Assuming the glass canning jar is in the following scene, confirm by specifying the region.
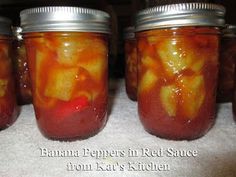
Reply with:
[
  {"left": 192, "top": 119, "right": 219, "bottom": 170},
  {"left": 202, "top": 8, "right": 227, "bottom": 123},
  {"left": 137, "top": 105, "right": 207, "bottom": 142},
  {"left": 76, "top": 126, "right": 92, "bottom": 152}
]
[
  {"left": 20, "top": 7, "right": 110, "bottom": 140},
  {"left": 12, "top": 27, "right": 32, "bottom": 105},
  {"left": 135, "top": 3, "right": 225, "bottom": 140},
  {"left": 217, "top": 25, "right": 236, "bottom": 103},
  {"left": 124, "top": 26, "right": 137, "bottom": 101},
  {"left": 0, "top": 17, "right": 19, "bottom": 130}
]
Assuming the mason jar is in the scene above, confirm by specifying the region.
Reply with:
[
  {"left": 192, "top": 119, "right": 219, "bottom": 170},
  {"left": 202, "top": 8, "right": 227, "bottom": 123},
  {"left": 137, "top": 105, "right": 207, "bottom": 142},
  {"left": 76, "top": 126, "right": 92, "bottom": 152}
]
[
  {"left": 135, "top": 3, "right": 225, "bottom": 140},
  {"left": 217, "top": 25, "right": 236, "bottom": 103},
  {"left": 0, "top": 17, "right": 19, "bottom": 130},
  {"left": 20, "top": 7, "right": 110, "bottom": 140},
  {"left": 12, "top": 27, "right": 32, "bottom": 105},
  {"left": 124, "top": 26, "right": 137, "bottom": 101}
]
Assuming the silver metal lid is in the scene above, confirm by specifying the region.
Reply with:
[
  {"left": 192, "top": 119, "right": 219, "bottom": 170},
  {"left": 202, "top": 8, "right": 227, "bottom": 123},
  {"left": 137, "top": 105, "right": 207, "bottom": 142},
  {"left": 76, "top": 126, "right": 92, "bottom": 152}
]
[
  {"left": 0, "top": 17, "right": 12, "bottom": 36},
  {"left": 124, "top": 26, "right": 135, "bottom": 39},
  {"left": 20, "top": 6, "right": 111, "bottom": 34},
  {"left": 12, "top": 26, "right": 23, "bottom": 40},
  {"left": 135, "top": 3, "right": 226, "bottom": 32},
  {"left": 222, "top": 24, "right": 236, "bottom": 37}
]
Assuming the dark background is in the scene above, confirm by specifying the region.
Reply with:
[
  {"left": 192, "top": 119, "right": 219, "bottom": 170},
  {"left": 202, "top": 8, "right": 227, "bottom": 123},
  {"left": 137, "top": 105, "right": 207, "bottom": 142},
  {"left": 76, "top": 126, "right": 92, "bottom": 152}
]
[{"left": 0, "top": 0, "right": 235, "bottom": 78}]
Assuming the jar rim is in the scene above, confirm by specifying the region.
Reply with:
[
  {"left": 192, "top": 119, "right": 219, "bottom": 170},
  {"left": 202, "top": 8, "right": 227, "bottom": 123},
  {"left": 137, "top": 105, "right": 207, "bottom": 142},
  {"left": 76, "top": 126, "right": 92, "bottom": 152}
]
[
  {"left": 124, "top": 26, "right": 135, "bottom": 39},
  {"left": 223, "top": 24, "right": 236, "bottom": 37},
  {"left": 20, "top": 6, "right": 111, "bottom": 34},
  {"left": 12, "top": 26, "right": 23, "bottom": 40},
  {"left": 0, "top": 17, "right": 12, "bottom": 36},
  {"left": 135, "top": 3, "right": 225, "bottom": 32}
]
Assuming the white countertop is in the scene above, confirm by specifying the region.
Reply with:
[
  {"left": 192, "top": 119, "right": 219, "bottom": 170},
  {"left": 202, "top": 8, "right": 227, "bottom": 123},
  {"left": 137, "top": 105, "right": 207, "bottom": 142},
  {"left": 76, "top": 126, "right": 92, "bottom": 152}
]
[{"left": 0, "top": 79, "right": 236, "bottom": 177}]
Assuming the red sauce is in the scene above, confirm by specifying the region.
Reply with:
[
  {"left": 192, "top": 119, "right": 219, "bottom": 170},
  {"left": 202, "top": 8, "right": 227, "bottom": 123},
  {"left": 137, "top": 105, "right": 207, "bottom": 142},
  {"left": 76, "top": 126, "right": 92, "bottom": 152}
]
[
  {"left": 0, "top": 36, "right": 19, "bottom": 130},
  {"left": 136, "top": 27, "right": 219, "bottom": 140},
  {"left": 124, "top": 39, "right": 137, "bottom": 101},
  {"left": 24, "top": 32, "right": 108, "bottom": 140}
]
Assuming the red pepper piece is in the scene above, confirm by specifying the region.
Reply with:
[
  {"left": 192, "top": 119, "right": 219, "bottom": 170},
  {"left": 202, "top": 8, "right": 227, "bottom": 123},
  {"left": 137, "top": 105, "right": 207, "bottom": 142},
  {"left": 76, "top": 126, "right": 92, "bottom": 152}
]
[{"left": 53, "top": 96, "right": 89, "bottom": 120}]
